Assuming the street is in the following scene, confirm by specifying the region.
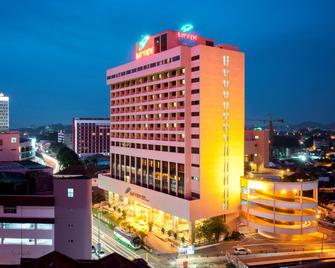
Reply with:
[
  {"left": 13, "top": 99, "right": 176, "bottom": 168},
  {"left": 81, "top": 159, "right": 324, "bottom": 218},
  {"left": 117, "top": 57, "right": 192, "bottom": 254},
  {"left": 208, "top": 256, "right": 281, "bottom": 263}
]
[
  {"left": 41, "top": 153, "right": 60, "bottom": 174},
  {"left": 92, "top": 218, "right": 174, "bottom": 267},
  {"left": 92, "top": 218, "right": 335, "bottom": 267}
]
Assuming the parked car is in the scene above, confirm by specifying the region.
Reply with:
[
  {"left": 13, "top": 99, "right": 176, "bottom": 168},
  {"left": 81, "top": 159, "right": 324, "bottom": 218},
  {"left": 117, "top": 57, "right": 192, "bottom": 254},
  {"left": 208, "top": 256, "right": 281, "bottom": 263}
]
[{"left": 233, "top": 246, "right": 251, "bottom": 255}]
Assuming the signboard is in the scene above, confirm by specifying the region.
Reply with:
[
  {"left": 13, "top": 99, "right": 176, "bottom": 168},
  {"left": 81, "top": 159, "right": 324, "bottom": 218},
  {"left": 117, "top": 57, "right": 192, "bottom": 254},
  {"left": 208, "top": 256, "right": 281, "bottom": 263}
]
[
  {"left": 177, "top": 24, "right": 198, "bottom": 42},
  {"left": 178, "top": 245, "right": 195, "bottom": 255},
  {"left": 135, "top": 35, "right": 154, "bottom": 60}
]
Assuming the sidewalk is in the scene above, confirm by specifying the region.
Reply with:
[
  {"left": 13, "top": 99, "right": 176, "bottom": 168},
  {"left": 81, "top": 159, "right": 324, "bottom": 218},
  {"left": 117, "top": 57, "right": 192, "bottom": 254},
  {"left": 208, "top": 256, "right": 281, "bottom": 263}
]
[
  {"left": 145, "top": 233, "right": 177, "bottom": 254},
  {"left": 175, "top": 248, "right": 335, "bottom": 267}
]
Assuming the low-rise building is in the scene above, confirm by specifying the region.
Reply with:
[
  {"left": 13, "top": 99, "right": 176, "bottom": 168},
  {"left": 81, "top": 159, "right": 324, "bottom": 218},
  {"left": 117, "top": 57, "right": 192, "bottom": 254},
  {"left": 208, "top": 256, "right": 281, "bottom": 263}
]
[
  {"left": 0, "top": 130, "right": 20, "bottom": 161},
  {"left": 0, "top": 167, "right": 92, "bottom": 265},
  {"left": 241, "top": 171, "right": 318, "bottom": 236},
  {"left": 20, "top": 138, "right": 36, "bottom": 160},
  {"left": 245, "top": 129, "right": 270, "bottom": 171}
]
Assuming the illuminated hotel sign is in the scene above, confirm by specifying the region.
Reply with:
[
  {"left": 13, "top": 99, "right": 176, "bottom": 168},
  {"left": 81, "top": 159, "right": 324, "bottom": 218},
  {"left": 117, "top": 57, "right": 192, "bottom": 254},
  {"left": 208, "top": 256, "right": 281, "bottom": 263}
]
[
  {"left": 177, "top": 23, "right": 198, "bottom": 41},
  {"left": 129, "top": 191, "right": 149, "bottom": 202},
  {"left": 135, "top": 35, "right": 154, "bottom": 60}
]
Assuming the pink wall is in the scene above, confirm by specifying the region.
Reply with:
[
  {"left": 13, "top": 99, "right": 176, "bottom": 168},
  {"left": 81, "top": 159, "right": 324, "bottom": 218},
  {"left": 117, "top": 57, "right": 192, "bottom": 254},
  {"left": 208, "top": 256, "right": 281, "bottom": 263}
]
[
  {"left": 0, "top": 131, "right": 20, "bottom": 161},
  {"left": 54, "top": 176, "right": 92, "bottom": 260},
  {"left": 245, "top": 129, "right": 270, "bottom": 169}
]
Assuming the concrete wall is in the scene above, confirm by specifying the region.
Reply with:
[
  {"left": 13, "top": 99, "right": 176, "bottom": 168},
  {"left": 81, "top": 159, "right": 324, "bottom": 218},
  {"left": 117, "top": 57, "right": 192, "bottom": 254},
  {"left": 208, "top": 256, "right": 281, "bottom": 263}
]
[{"left": 54, "top": 176, "right": 92, "bottom": 260}]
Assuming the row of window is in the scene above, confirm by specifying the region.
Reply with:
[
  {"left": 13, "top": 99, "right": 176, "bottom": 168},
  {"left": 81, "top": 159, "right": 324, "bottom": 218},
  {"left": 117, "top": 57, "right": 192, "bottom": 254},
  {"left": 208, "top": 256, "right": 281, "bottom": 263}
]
[
  {"left": 107, "top": 56, "right": 181, "bottom": 81},
  {"left": 0, "top": 238, "right": 53, "bottom": 246},
  {"left": 111, "top": 132, "right": 185, "bottom": 142},
  {"left": 0, "top": 223, "right": 53, "bottom": 230},
  {"left": 111, "top": 99, "right": 200, "bottom": 115},
  {"left": 111, "top": 89, "right": 185, "bottom": 105},
  {"left": 111, "top": 154, "right": 186, "bottom": 198},
  {"left": 111, "top": 122, "right": 185, "bottom": 130},
  {"left": 111, "top": 112, "right": 185, "bottom": 122},
  {"left": 111, "top": 101, "right": 186, "bottom": 114},
  {"left": 112, "top": 141, "right": 200, "bottom": 153}
]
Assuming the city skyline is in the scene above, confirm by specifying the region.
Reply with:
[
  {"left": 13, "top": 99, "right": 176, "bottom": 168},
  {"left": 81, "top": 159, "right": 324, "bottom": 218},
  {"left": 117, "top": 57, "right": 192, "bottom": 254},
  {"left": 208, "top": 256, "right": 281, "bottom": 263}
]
[{"left": 1, "top": 0, "right": 335, "bottom": 127}]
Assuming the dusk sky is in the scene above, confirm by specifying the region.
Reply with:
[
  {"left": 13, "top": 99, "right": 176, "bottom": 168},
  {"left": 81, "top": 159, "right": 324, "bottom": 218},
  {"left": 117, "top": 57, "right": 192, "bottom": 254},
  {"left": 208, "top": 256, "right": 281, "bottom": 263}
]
[{"left": 1, "top": 0, "right": 334, "bottom": 128}]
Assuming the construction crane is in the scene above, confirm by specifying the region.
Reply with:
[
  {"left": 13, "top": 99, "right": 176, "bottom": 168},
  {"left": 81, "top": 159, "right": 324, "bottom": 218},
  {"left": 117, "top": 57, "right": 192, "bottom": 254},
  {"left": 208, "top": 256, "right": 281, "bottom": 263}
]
[{"left": 248, "top": 115, "right": 284, "bottom": 160}]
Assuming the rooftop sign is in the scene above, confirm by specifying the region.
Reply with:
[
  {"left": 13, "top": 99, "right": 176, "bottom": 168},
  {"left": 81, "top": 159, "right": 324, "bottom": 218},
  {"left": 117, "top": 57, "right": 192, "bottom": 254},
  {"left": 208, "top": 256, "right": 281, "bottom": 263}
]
[
  {"left": 135, "top": 35, "right": 154, "bottom": 60},
  {"left": 177, "top": 23, "right": 198, "bottom": 41}
]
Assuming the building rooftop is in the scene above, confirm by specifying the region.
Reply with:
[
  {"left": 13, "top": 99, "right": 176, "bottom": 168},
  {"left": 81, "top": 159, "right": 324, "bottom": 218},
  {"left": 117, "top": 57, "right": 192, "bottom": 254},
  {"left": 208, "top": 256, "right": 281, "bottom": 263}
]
[
  {"left": 0, "top": 171, "right": 53, "bottom": 195},
  {"left": 20, "top": 251, "right": 144, "bottom": 268},
  {"left": 0, "top": 160, "right": 50, "bottom": 172}
]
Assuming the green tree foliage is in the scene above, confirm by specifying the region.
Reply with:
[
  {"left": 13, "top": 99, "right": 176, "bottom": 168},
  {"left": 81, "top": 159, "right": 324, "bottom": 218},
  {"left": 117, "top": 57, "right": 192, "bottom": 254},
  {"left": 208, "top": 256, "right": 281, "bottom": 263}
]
[
  {"left": 196, "top": 216, "right": 228, "bottom": 243},
  {"left": 57, "top": 147, "right": 81, "bottom": 169},
  {"left": 92, "top": 192, "right": 106, "bottom": 204}
]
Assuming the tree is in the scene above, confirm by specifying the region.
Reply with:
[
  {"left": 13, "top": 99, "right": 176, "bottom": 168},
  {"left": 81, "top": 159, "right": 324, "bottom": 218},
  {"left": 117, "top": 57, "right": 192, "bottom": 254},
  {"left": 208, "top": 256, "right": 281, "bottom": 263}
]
[
  {"left": 57, "top": 147, "right": 81, "bottom": 169},
  {"left": 148, "top": 221, "right": 153, "bottom": 232},
  {"left": 196, "top": 216, "right": 228, "bottom": 243},
  {"left": 92, "top": 191, "right": 106, "bottom": 204}
]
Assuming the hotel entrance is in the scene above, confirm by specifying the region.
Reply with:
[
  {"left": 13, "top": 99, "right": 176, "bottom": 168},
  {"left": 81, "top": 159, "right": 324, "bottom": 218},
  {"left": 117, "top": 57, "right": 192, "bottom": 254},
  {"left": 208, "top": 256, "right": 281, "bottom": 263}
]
[{"left": 106, "top": 192, "right": 192, "bottom": 244}]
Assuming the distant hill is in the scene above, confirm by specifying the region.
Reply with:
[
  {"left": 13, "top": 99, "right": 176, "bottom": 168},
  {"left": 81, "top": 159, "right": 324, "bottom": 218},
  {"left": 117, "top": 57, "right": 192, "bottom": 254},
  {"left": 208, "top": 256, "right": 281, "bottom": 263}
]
[{"left": 291, "top": 121, "right": 335, "bottom": 130}]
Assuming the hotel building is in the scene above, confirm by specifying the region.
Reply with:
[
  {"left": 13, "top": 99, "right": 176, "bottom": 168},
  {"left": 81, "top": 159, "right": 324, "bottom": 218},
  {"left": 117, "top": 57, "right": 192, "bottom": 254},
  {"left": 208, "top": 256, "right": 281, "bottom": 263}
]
[
  {"left": 98, "top": 26, "right": 244, "bottom": 243},
  {"left": 72, "top": 118, "right": 110, "bottom": 158}
]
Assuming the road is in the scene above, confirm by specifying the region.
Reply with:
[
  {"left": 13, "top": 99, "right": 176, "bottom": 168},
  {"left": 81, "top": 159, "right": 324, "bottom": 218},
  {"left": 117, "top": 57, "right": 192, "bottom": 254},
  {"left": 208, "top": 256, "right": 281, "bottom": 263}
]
[
  {"left": 197, "top": 233, "right": 335, "bottom": 256},
  {"left": 41, "top": 153, "right": 60, "bottom": 174},
  {"left": 92, "top": 218, "right": 174, "bottom": 267},
  {"left": 91, "top": 220, "right": 335, "bottom": 267}
]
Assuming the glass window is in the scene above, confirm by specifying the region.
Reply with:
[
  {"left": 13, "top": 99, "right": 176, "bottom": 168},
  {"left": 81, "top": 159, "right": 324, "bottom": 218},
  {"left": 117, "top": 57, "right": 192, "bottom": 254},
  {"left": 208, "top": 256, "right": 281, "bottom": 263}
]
[
  {"left": 161, "top": 33, "right": 167, "bottom": 51},
  {"left": 37, "top": 223, "right": 53, "bottom": 230},
  {"left": 36, "top": 239, "right": 53, "bottom": 246},
  {"left": 67, "top": 188, "right": 74, "bottom": 198}
]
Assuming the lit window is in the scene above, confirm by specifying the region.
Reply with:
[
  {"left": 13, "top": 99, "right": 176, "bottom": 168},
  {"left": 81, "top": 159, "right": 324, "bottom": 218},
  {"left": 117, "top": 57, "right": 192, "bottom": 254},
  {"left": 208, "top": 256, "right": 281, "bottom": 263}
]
[
  {"left": 223, "top": 55, "right": 230, "bottom": 66},
  {"left": 223, "top": 69, "right": 229, "bottom": 77},
  {"left": 67, "top": 188, "right": 74, "bottom": 198},
  {"left": 36, "top": 239, "right": 53, "bottom": 246},
  {"left": 37, "top": 223, "right": 53, "bottom": 230}
]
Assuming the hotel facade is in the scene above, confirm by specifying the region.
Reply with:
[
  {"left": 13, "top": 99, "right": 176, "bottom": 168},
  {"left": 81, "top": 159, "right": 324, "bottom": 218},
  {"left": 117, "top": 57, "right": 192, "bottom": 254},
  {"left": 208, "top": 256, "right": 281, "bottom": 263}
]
[
  {"left": 98, "top": 26, "right": 244, "bottom": 243},
  {"left": 72, "top": 118, "right": 110, "bottom": 158}
]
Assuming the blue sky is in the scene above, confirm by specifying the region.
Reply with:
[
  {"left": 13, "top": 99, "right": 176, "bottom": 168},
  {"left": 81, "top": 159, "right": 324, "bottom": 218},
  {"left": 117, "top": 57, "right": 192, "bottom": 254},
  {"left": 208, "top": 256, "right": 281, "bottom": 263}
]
[{"left": 0, "top": 0, "right": 334, "bottom": 128}]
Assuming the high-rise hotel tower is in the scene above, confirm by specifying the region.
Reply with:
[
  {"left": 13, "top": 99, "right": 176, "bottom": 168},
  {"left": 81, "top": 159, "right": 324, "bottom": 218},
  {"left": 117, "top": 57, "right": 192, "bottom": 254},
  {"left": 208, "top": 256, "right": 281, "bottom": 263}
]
[{"left": 98, "top": 25, "right": 244, "bottom": 243}]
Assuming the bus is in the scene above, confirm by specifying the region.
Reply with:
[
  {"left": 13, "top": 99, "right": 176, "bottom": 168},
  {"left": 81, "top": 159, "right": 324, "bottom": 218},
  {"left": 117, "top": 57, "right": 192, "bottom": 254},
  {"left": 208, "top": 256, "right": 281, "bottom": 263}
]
[{"left": 113, "top": 227, "right": 141, "bottom": 250}]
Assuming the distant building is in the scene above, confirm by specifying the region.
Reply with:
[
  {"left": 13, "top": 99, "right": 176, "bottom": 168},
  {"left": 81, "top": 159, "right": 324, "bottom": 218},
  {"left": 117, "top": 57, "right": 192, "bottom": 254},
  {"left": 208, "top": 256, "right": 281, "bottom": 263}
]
[
  {"left": 20, "top": 137, "right": 36, "bottom": 160},
  {"left": 245, "top": 129, "right": 270, "bottom": 171},
  {"left": 58, "top": 130, "right": 72, "bottom": 149},
  {"left": 313, "top": 137, "right": 330, "bottom": 150},
  {"left": 0, "top": 165, "right": 92, "bottom": 265},
  {"left": 272, "top": 135, "right": 300, "bottom": 159},
  {"left": 72, "top": 118, "right": 110, "bottom": 158},
  {"left": 58, "top": 130, "right": 65, "bottom": 143},
  {"left": 0, "top": 93, "right": 9, "bottom": 130},
  {"left": 0, "top": 130, "right": 20, "bottom": 161}
]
